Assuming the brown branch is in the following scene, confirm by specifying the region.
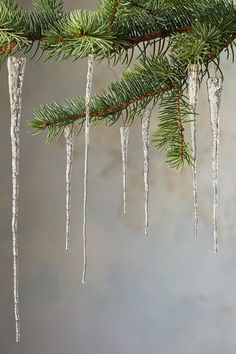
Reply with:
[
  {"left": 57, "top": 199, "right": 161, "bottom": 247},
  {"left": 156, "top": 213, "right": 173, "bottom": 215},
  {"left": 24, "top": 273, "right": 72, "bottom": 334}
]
[
  {"left": 42, "top": 83, "right": 171, "bottom": 129},
  {"left": 109, "top": 0, "right": 120, "bottom": 32},
  {"left": 0, "top": 39, "right": 17, "bottom": 54},
  {"left": 2, "top": 26, "right": 235, "bottom": 56},
  {"left": 125, "top": 26, "right": 193, "bottom": 45},
  {"left": 208, "top": 34, "right": 236, "bottom": 60},
  {"left": 0, "top": 34, "right": 45, "bottom": 54},
  {"left": 0, "top": 26, "right": 192, "bottom": 55}
]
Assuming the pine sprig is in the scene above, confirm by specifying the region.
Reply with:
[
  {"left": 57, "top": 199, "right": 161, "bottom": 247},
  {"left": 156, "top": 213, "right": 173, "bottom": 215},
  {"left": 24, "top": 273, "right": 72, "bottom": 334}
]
[
  {"left": 31, "top": 55, "right": 176, "bottom": 140},
  {"left": 152, "top": 87, "right": 192, "bottom": 169},
  {"left": 2, "top": 0, "right": 234, "bottom": 61},
  {"left": 0, "top": 1, "right": 30, "bottom": 55},
  {"left": 0, "top": 0, "right": 64, "bottom": 59}
]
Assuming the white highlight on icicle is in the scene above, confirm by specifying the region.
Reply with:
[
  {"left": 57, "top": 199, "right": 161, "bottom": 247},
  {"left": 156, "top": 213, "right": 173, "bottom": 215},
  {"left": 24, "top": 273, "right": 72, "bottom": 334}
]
[
  {"left": 188, "top": 64, "right": 200, "bottom": 240},
  {"left": 142, "top": 109, "right": 151, "bottom": 236},
  {"left": 82, "top": 54, "right": 94, "bottom": 284},
  {"left": 64, "top": 125, "right": 74, "bottom": 251},
  {"left": 7, "top": 56, "right": 26, "bottom": 343},
  {"left": 207, "top": 77, "right": 223, "bottom": 253},
  {"left": 120, "top": 126, "right": 131, "bottom": 214}
]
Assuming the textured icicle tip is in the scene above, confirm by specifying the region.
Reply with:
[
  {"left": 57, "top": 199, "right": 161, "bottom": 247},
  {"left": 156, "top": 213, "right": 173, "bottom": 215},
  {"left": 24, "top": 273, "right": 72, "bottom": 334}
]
[
  {"left": 82, "top": 54, "right": 94, "bottom": 285},
  {"left": 142, "top": 109, "right": 151, "bottom": 237},
  {"left": 207, "top": 78, "right": 223, "bottom": 114},
  {"left": 64, "top": 125, "right": 74, "bottom": 251},
  {"left": 207, "top": 77, "right": 223, "bottom": 254},
  {"left": 188, "top": 64, "right": 200, "bottom": 240},
  {"left": 8, "top": 56, "right": 27, "bottom": 343},
  {"left": 120, "top": 126, "right": 131, "bottom": 215}
]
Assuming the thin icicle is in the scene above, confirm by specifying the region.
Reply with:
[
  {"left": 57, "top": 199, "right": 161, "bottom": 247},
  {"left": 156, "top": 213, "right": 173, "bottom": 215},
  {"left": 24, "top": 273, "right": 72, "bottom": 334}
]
[
  {"left": 142, "top": 109, "right": 151, "bottom": 237},
  {"left": 82, "top": 54, "right": 94, "bottom": 284},
  {"left": 207, "top": 78, "right": 223, "bottom": 253},
  {"left": 7, "top": 56, "right": 26, "bottom": 343},
  {"left": 188, "top": 64, "right": 200, "bottom": 240},
  {"left": 64, "top": 125, "right": 74, "bottom": 251},
  {"left": 120, "top": 126, "right": 130, "bottom": 214}
]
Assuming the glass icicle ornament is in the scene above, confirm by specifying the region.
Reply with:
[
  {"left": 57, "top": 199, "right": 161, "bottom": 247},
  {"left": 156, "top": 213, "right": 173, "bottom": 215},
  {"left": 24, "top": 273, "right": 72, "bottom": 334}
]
[
  {"left": 7, "top": 56, "right": 26, "bottom": 343},
  {"left": 188, "top": 64, "right": 200, "bottom": 240},
  {"left": 207, "top": 77, "right": 223, "bottom": 253},
  {"left": 64, "top": 125, "right": 74, "bottom": 251},
  {"left": 120, "top": 126, "right": 131, "bottom": 214},
  {"left": 142, "top": 109, "right": 151, "bottom": 236},
  {"left": 82, "top": 54, "right": 94, "bottom": 284}
]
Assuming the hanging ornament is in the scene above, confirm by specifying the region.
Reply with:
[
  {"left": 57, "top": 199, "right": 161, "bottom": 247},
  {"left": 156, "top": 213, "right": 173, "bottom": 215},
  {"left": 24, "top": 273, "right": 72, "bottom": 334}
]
[
  {"left": 7, "top": 56, "right": 26, "bottom": 343},
  {"left": 207, "top": 77, "right": 223, "bottom": 253},
  {"left": 82, "top": 54, "right": 94, "bottom": 284},
  {"left": 64, "top": 125, "right": 74, "bottom": 251},
  {"left": 142, "top": 109, "right": 151, "bottom": 236},
  {"left": 188, "top": 64, "right": 200, "bottom": 240},
  {"left": 120, "top": 126, "right": 130, "bottom": 214}
]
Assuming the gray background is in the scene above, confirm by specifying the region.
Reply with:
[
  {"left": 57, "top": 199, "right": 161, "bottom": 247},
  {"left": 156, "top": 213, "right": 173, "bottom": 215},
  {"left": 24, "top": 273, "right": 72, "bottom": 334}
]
[{"left": 1, "top": 1, "right": 236, "bottom": 353}]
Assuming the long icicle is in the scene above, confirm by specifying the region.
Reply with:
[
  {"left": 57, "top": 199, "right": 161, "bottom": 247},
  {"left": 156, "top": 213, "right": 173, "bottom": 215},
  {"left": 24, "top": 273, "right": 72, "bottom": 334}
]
[
  {"left": 7, "top": 56, "right": 26, "bottom": 343},
  {"left": 188, "top": 64, "right": 200, "bottom": 240},
  {"left": 207, "top": 77, "right": 223, "bottom": 253},
  {"left": 82, "top": 54, "right": 94, "bottom": 284},
  {"left": 64, "top": 125, "right": 74, "bottom": 251},
  {"left": 120, "top": 126, "right": 130, "bottom": 214},
  {"left": 142, "top": 109, "right": 151, "bottom": 236}
]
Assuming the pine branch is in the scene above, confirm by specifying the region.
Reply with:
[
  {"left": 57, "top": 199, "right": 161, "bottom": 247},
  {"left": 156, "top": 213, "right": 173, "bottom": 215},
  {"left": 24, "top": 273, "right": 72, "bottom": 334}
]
[
  {"left": 3, "top": 0, "right": 236, "bottom": 168},
  {"left": 32, "top": 26, "right": 236, "bottom": 135},
  {"left": 31, "top": 0, "right": 236, "bottom": 166}
]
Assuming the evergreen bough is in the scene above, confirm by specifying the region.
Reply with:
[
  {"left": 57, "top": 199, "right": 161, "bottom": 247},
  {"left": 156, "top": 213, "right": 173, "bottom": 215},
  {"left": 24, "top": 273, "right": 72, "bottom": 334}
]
[{"left": 1, "top": 0, "right": 236, "bottom": 168}]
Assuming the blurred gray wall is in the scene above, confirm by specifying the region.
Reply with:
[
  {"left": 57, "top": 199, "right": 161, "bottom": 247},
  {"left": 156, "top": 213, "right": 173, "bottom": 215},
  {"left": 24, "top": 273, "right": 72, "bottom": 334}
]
[{"left": 1, "top": 1, "right": 236, "bottom": 353}]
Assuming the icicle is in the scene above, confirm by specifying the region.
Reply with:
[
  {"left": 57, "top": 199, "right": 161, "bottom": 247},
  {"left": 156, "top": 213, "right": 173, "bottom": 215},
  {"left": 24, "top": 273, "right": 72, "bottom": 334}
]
[
  {"left": 82, "top": 54, "right": 94, "bottom": 284},
  {"left": 188, "top": 64, "right": 200, "bottom": 240},
  {"left": 64, "top": 125, "right": 74, "bottom": 251},
  {"left": 207, "top": 78, "right": 223, "bottom": 253},
  {"left": 120, "top": 126, "right": 130, "bottom": 214},
  {"left": 142, "top": 109, "right": 151, "bottom": 237},
  {"left": 7, "top": 56, "right": 26, "bottom": 343}
]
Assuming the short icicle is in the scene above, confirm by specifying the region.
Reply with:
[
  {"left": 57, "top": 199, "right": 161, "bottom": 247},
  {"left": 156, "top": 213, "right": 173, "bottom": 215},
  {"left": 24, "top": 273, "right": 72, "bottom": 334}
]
[
  {"left": 188, "top": 64, "right": 200, "bottom": 240},
  {"left": 64, "top": 125, "right": 74, "bottom": 251},
  {"left": 7, "top": 56, "right": 26, "bottom": 343},
  {"left": 120, "top": 126, "right": 131, "bottom": 214},
  {"left": 142, "top": 109, "right": 151, "bottom": 237},
  {"left": 207, "top": 77, "right": 223, "bottom": 253},
  {"left": 82, "top": 54, "right": 94, "bottom": 284}
]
